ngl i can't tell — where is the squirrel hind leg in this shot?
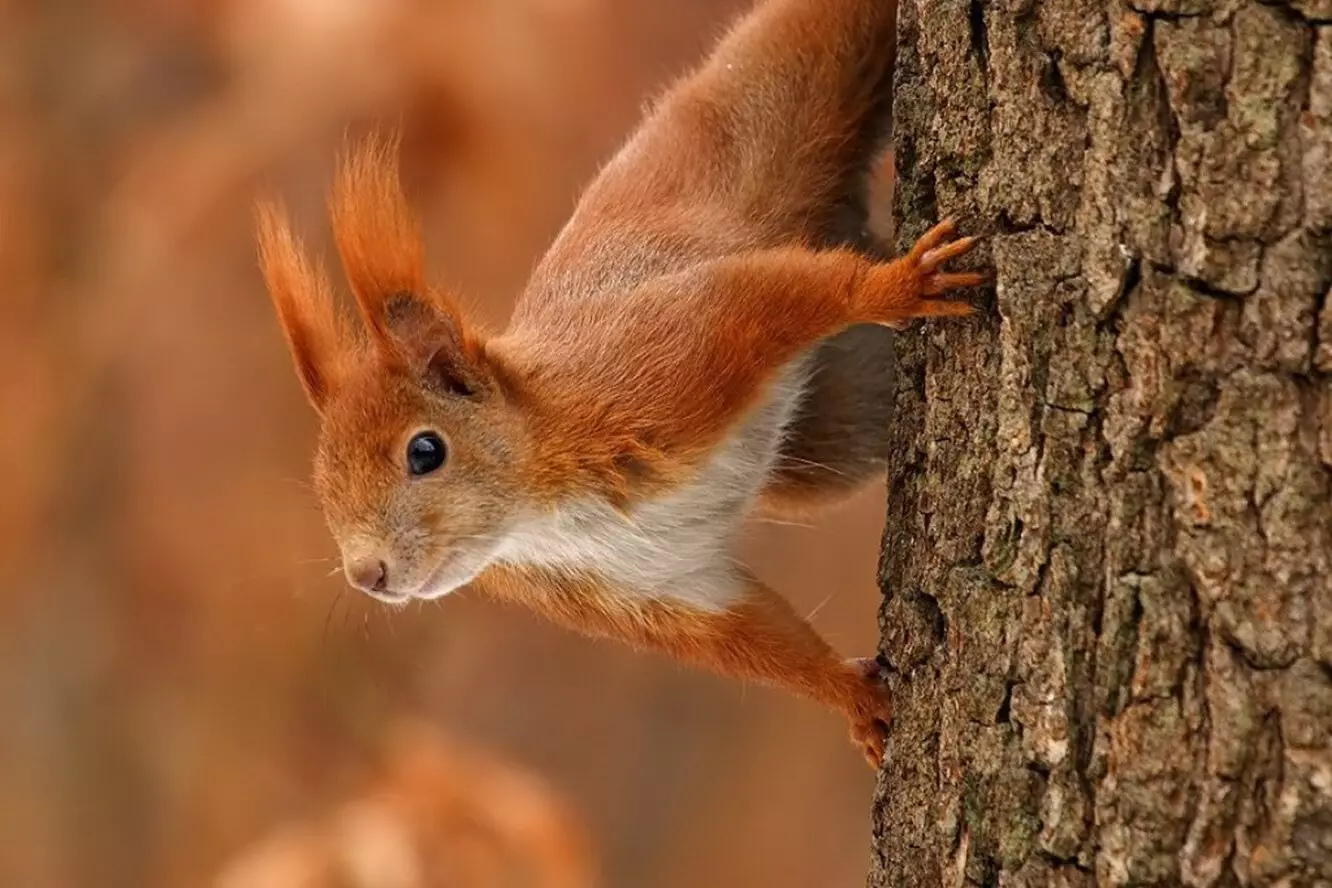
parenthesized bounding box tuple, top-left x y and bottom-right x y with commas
(757, 325, 895, 518)
(686, 0, 898, 247)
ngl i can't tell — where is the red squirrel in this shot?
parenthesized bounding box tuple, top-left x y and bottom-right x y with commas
(256, 0, 987, 766)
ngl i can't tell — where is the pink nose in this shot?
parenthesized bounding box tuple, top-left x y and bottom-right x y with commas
(345, 557, 388, 594)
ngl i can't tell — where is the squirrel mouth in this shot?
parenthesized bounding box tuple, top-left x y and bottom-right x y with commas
(412, 546, 490, 600)
(362, 586, 411, 607)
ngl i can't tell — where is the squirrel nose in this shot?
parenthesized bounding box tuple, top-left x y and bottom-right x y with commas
(345, 557, 388, 594)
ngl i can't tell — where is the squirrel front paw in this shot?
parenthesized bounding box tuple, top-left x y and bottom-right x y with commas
(863, 218, 989, 328)
(844, 656, 894, 768)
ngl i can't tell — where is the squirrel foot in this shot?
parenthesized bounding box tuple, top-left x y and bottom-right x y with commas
(844, 656, 894, 768)
(865, 218, 990, 326)
(911, 217, 990, 300)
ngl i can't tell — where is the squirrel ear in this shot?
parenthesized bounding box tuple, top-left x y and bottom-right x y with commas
(254, 197, 350, 413)
(329, 131, 485, 395)
(382, 292, 489, 398)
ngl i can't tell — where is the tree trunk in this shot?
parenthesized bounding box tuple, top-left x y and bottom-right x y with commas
(871, 0, 1332, 884)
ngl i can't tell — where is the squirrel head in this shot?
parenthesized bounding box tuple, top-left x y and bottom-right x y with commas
(256, 136, 528, 603)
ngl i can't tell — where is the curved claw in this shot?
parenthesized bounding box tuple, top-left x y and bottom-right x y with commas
(863, 220, 988, 326)
(923, 271, 990, 297)
(921, 235, 980, 273)
(845, 657, 894, 768)
(913, 299, 977, 318)
(908, 218, 958, 261)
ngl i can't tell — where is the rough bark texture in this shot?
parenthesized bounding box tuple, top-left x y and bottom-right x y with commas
(870, 0, 1332, 884)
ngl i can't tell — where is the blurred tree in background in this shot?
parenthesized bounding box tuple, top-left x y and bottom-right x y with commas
(0, 1, 898, 886)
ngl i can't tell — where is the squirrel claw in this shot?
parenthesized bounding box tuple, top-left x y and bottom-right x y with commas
(920, 235, 979, 273)
(924, 270, 990, 296)
(863, 219, 987, 328)
(908, 218, 958, 259)
(902, 220, 987, 319)
(845, 657, 893, 769)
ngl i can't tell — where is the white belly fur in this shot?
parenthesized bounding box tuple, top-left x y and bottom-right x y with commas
(494, 360, 812, 611)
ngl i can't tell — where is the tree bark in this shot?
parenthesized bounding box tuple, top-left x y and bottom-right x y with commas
(871, 0, 1332, 885)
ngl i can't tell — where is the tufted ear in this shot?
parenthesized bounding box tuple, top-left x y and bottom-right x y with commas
(254, 197, 352, 413)
(379, 291, 490, 397)
(328, 133, 487, 396)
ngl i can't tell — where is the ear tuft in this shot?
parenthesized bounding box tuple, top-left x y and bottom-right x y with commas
(329, 132, 485, 392)
(254, 197, 351, 412)
(330, 133, 438, 340)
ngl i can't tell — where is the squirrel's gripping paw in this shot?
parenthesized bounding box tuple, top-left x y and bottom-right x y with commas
(868, 218, 990, 328)
(845, 657, 894, 769)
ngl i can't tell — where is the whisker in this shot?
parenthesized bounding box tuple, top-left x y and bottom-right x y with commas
(774, 454, 850, 478)
(750, 515, 815, 529)
(722, 554, 753, 573)
(446, 534, 501, 546)
(343, 595, 357, 636)
(322, 589, 345, 650)
(805, 590, 837, 622)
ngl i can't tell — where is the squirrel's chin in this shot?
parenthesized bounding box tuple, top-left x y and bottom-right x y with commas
(410, 548, 492, 600)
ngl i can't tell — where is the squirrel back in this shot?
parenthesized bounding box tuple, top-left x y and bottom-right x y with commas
(510, 0, 902, 512)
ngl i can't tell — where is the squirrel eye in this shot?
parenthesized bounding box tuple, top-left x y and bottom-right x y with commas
(406, 431, 447, 476)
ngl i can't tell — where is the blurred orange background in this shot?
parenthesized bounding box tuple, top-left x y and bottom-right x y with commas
(0, 1, 891, 885)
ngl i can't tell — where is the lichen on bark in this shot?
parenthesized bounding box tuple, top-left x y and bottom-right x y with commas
(871, 0, 1332, 884)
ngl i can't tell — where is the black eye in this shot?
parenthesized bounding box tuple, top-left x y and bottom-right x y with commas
(406, 431, 447, 476)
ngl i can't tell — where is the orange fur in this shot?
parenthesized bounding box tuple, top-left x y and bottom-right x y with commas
(329, 132, 489, 388)
(255, 0, 990, 767)
(329, 132, 430, 335)
(254, 198, 355, 411)
(476, 565, 893, 764)
(494, 234, 980, 504)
